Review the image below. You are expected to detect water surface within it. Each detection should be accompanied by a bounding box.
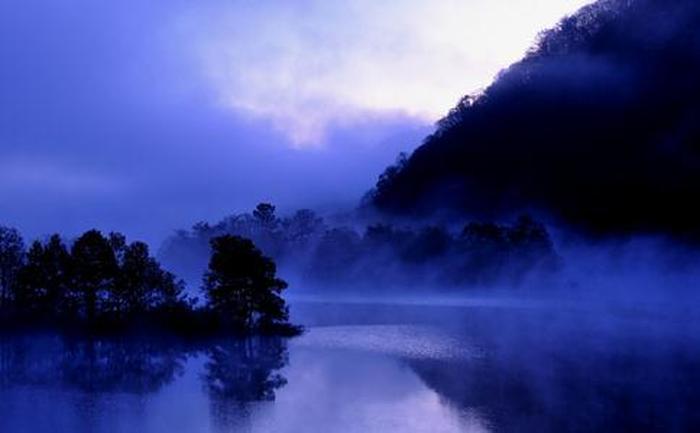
[1,299,698,432]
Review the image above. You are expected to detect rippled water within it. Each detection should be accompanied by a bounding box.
[1,299,699,432]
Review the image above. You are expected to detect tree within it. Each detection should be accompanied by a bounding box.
[506,215,560,274]
[508,215,554,253]
[41,235,73,314]
[282,209,325,246]
[15,235,72,316]
[253,203,278,231]
[111,241,157,316]
[14,241,45,314]
[203,235,289,330]
[153,270,187,313]
[111,240,186,317]
[71,230,118,321]
[252,202,283,258]
[108,232,128,264]
[0,226,24,310]
[403,226,452,263]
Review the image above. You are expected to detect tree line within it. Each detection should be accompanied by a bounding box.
[160,203,560,290]
[0,226,296,335]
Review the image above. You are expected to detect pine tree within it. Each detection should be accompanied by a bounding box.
[203,235,289,331]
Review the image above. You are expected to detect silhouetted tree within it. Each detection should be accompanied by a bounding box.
[154,270,188,313]
[111,241,156,316]
[14,235,72,317]
[508,215,553,251]
[507,215,560,275]
[456,216,559,283]
[253,203,278,231]
[364,224,413,255]
[0,226,24,310]
[403,226,452,263]
[281,209,326,247]
[68,232,191,321]
[218,214,257,241]
[115,240,188,317]
[108,232,128,265]
[204,236,289,331]
[252,203,283,256]
[373,152,408,195]
[71,230,118,322]
[458,222,511,283]
[13,241,45,314]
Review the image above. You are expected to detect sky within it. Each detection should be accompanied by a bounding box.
[0,0,591,246]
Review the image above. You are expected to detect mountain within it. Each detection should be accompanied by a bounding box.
[367,0,700,237]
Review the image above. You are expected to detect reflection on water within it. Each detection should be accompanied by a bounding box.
[204,338,289,432]
[0,334,291,433]
[0,335,181,393]
[408,309,700,433]
[0,301,699,432]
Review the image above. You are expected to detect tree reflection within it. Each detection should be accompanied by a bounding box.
[58,338,187,393]
[203,337,289,430]
[407,311,700,433]
[0,334,187,393]
[0,333,290,416]
[0,332,290,433]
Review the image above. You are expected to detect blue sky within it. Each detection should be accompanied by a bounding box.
[0,0,591,245]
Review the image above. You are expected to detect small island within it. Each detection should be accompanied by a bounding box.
[0,226,301,336]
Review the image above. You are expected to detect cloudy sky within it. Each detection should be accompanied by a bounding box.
[0,0,591,245]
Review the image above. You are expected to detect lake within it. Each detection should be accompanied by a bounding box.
[1,298,699,432]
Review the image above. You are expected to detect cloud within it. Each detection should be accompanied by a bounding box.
[180,0,593,146]
[0,157,126,196]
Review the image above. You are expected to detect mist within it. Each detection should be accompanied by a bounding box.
[2,0,700,431]
[156,202,700,323]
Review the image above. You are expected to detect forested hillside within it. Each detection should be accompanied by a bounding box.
[368,0,700,237]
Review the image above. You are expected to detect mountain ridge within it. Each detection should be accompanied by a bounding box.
[367,0,700,238]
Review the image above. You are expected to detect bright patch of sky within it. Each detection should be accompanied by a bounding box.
[180,0,593,146]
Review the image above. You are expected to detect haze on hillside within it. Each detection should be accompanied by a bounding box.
[368,0,700,238]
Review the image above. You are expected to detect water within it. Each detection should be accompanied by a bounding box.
[1,299,699,432]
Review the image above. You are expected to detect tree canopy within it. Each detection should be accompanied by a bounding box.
[204,235,289,332]
[0,226,24,310]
